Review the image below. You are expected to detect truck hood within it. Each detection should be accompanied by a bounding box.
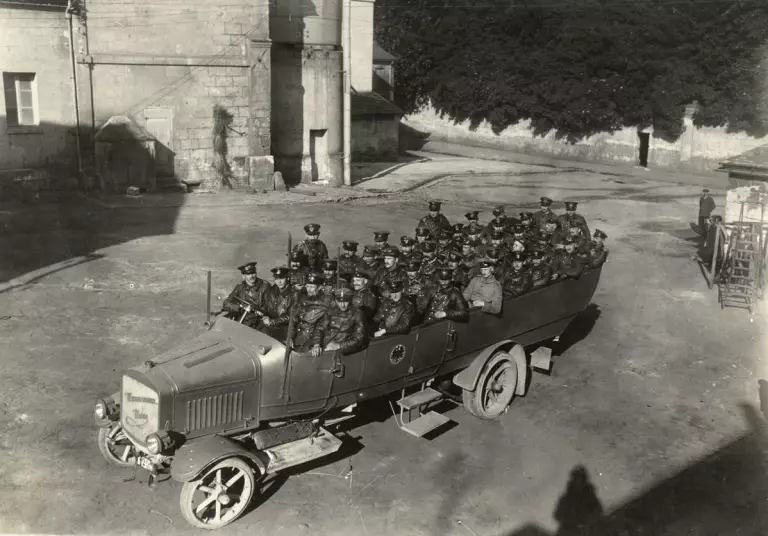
[144,318,286,395]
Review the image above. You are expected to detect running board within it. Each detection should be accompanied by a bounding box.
[263,427,342,475]
[401,411,451,438]
[392,387,453,438]
[531,346,552,372]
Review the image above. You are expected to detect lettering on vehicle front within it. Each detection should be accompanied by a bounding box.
[126,392,157,404]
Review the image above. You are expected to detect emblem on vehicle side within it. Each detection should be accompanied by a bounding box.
[389,344,407,365]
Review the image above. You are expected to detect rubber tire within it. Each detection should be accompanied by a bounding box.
[461,351,519,420]
[179,457,257,530]
[97,423,138,467]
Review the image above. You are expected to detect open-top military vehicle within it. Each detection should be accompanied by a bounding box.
[94,264,603,529]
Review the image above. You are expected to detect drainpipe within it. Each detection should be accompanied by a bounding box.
[66,0,84,180]
[341,0,352,186]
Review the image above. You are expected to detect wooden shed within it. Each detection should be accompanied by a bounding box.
[95,115,157,193]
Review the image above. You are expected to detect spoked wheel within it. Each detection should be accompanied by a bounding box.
[462,352,519,420]
[98,423,139,467]
[179,457,257,530]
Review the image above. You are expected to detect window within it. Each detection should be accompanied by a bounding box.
[3,72,38,127]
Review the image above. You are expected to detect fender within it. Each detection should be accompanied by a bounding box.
[171,434,268,483]
[453,340,528,396]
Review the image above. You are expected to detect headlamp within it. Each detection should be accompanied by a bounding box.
[145,431,173,455]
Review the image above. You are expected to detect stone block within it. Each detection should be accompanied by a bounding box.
[249,155,275,191]
[273,171,286,191]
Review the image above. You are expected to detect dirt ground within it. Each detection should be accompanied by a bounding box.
[0,160,766,536]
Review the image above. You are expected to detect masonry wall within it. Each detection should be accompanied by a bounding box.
[0,7,78,171]
[82,0,271,189]
[406,102,768,173]
[350,0,374,93]
[352,115,399,161]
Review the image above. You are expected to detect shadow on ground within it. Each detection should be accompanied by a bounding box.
[500,401,768,536]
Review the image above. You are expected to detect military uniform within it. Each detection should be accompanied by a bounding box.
[529,260,553,288]
[503,267,533,297]
[463,262,503,314]
[321,289,367,355]
[359,245,382,280]
[552,249,583,280]
[483,206,510,242]
[533,197,559,230]
[403,274,432,318]
[373,247,407,296]
[531,238,555,261]
[223,262,272,328]
[588,230,609,269]
[373,292,415,335]
[417,201,452,239]
[289,264,309,290]
[424,269,469,322]
[558,201,590,238]
[293,223,329,272]
[290,280,330,352]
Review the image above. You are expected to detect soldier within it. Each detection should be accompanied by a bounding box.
[502,252,533,297]
[424,268,469,322]
[540,221,561,250]
[451,223,465,246]
[321,287,367,355]
[462,211,483,238]
[529,251,553,288]
[698,188,716,236]
[261,266,296,339]
[419,242,440,281]
[465,221,484,244]
[519,211,537,241]
[558,201,590,238]
[463,259,504,314]
[508,225,529,255]
[533,197,559,231]
[293,223,329,272]
[588,229,609,269]
[338,240,366,277]
[403,259,431,320]
[373,280,415,337]
[360,245,381,279]
[414,227,431,253]
[289,252,310,291]
[531,234,555,263]
[485,248,507,280]
[435,230,455,257]
[373,246,407,299]
[552,238,583,280]
[417,200,452,239]
[398,236,423,267]
[222,262,272,329]
[350,268,378,320]
[319,259,340,298]
[567,223,591,261]
[289,272,330,356]
[441,251,465,290]
[373,231,391,251]
[483,206,509,242]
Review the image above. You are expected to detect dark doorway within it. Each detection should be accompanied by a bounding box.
[638,132,650,168]
[309,129,326,182]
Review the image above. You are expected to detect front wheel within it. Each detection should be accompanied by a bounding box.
[98,422,139,467]
[461,351,519,420]
[179,457,257,530]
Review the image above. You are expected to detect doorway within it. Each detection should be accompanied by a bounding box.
[638,132,650,168]
[309,129,327,182]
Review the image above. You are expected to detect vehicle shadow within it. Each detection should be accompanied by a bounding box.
[552,303,601,357]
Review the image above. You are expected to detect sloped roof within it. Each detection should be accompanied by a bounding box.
[95,115,156,142]
[720,143,768,173]
[373,41,396,62]
[352,91,403,117]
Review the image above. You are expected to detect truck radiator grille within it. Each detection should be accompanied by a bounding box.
[186,391,244,432]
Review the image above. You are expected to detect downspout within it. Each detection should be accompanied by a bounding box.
[341,0,352,186]
[66,0,84,180]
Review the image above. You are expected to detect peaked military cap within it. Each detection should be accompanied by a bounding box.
[428,201,442,211]
[593,229,608,239]
[519,211,533,220]
[452,223,465,233]
[381,245,399,258]
[531,250,545,260]
[436,268,453,281]
[415,227,430,237]
[305,272,325,285]
[491,219,506,229]
[564,201,578,211]
[513,224,525,234]
[562,237,576,245]
[486,249,502,261]
[387,280,405,293]
[271,266,290,278]
[304,223,321,234]
[422,242,437,253]
[333,287,354,302]
[405,259,422,271]
[492,206,505,217]
[438,230,452,241]
[352,268,370,279]
[469,237,483,246]
[540,197,554,207]
[490,229,505,240]
[342,240,359,251]
[238,261,258,274]
[362,245,379,256]
[374,231,390,242]
[511,252,526,263]
[478,259,495,269]
[465,211,480,221]
[400,236,416,247]
[447,251,462,262]
[702,188,710,193]
[322,259,338,271]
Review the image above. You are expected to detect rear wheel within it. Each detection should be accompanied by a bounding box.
[98,422,138,467]
[461,351,519,420]
[179,457,257,530]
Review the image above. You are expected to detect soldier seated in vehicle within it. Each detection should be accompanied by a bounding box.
[403,259,431,321]
[374,246,407,300]
[551,238,583,280]
[531,234,555,262]
[462,211,484,239]
[444,251,470,290]
[373,280,415,338]
[529,251,553,288]
[417,200,452,240]
[567,223,591,262]
[424,268,469,322]
[398,236,423,267]
[338,240,366,276]
[435,230,455,257]
[519,211,537,240]
[558,201,590,239]
[588,229,609,269]
[540,221,560,249]
[261,266,296,340]
[360,245,381,279]
[502,253,533,297]
[483,229,511,258]
[419,242,440,281]
[451,223,465,248]
[289,252,309,291]
[508,224,529,254]
[289,272,330,357]
[373,231,391,251]
[350,268,378,320]
[319,259,342,300]
[483,206,509,242]
[463,260,503,314]
[294,223,329,272]
[222,262,272,328]
[533,196,559,230]
[414,226,431,252]
[321,288,367,355]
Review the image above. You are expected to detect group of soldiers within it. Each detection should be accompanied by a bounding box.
[222,198,609,359]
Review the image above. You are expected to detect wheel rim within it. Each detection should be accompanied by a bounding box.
[479,360,516,416]
[103,424,138,465]
[187,462,254,527]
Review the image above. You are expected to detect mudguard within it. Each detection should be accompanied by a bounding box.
[171,434,268,483]
[453,340,528,397]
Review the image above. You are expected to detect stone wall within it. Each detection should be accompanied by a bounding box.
[352,115,399,161]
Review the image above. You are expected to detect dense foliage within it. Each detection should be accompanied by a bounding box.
[374,0,768,142]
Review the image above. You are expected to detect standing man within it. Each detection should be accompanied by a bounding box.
[373,231,391,251]
[261,266,296,339]
[373,281,414,337]
[398,236,423,267]
[417,200,452,239]
[293,223,329,272]
[463,260,503,314]
[699,188,716,236]
[360,245,381,279]
[533,197,559,231]
[558,201,590,239]
[222,262,272,328]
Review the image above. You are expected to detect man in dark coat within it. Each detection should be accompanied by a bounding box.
[403,259,432,320]
[462,211,484,239]
[373,231,391,251]
[558,201,590,239]
[502,253,533,297]
[519,211,537,241]
[338,240,367,278]
[424,268,469,322]
[373,246,407,299]
[533,197,559,231]
[451,223,466,249]
[398,236,423,267]
[699,188,716,236]
[293,223,329,272]
[373,280,415,337]
[529,251,553,288]
[552,238,583,280]
[289,272,330,356]
[321,288,367,355]
[350,268,378,320]
[319,259,341,298]
[360,245,381,280]
[222,262,272,328]
[414,226,431,253]
[261,266,296,339]
[417,200,452,239]
[588,229,610,269]
[289,252,310,292]
[483,206,510,242]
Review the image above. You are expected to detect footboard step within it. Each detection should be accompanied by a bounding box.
[397,387,442,410]
[264,427,342,474]
[401,411,451,438]
[531,347,553,372]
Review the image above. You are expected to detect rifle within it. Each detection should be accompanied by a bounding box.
[280,232,293,401]
[337,246,341,290]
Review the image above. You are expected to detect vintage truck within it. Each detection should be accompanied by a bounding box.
[94,265,603,529]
